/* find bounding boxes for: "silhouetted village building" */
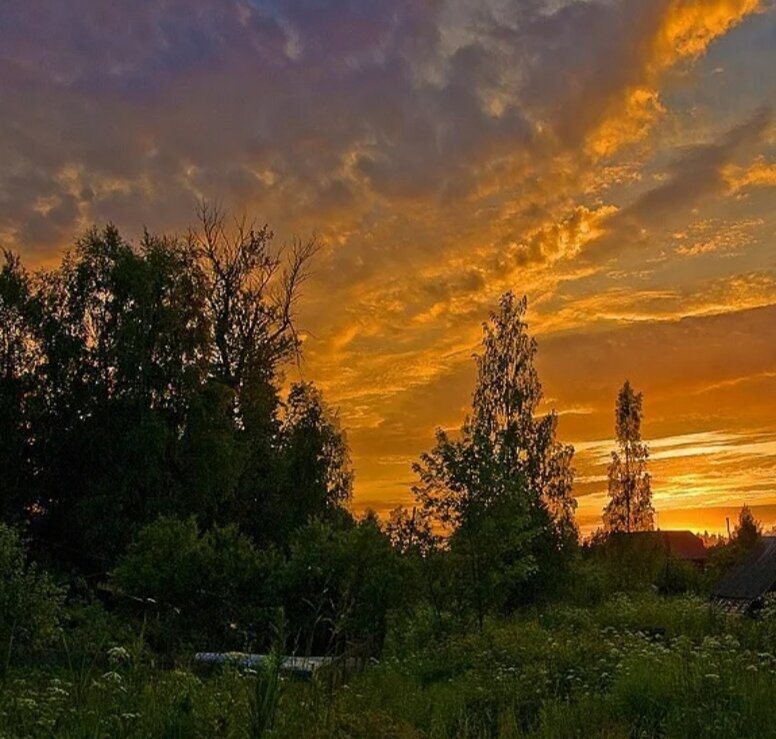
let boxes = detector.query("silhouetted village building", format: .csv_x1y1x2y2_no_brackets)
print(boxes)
608,530,708,568
713,536,776,614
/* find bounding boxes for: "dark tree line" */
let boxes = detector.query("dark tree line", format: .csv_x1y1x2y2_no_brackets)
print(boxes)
0,207,350,571
1,220,590,653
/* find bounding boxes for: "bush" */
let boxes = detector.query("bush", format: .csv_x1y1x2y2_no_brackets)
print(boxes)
112,517,281,652
0,523,64,652
283,514,406,655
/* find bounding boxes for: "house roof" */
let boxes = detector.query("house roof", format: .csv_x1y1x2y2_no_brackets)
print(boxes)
610,530,707,561
713,536,776,603
658,531,708,561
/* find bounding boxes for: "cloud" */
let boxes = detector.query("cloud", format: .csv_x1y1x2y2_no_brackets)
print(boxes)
579,107,771,264
0,0,763,255
0,0,772,527
725,155,776,191
673,217,764,256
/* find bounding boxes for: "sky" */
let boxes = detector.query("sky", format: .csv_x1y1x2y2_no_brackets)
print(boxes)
1,0,775,535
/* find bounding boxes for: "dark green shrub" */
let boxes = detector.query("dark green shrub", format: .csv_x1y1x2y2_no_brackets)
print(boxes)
0,523,64,653
113,517,281,652
283,514,406,655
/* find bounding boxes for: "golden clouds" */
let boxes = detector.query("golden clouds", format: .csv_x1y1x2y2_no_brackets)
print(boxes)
1,0,774,532
725,157,776,192
673,217,765,256
586,0,763,157
539,272,776,334
506,205,619,266
589,88,666,157
655,0,762,63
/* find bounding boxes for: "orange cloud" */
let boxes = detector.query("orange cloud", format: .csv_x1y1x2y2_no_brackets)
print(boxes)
725,157,776,192
587,0,763,156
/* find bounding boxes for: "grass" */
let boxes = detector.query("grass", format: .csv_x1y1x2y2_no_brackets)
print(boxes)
4,593,776,737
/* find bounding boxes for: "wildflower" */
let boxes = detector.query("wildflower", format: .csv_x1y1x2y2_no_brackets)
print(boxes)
100,671,125,687
108,646,131,666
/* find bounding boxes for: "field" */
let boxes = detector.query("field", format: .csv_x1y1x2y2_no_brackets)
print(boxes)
4,593,776,739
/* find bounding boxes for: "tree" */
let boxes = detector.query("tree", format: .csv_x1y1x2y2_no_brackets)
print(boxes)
233,380,354,547
470,294,576,536
706,505,763,583
113,517,282,651
189,204,321,547
733,504,761,550
282,513,404,654
603,381,654,533
190,203,317,404
386,506,449,624
412,293,577,624
0,252,39,523
28,226,211,563
0,208,338,569
0,523,64,651
280,382,353,525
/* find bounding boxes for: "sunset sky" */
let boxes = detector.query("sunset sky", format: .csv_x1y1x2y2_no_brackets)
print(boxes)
1,0,775,535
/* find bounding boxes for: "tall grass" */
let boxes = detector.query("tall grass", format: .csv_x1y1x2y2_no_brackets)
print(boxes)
248,610,286,737
3,594,776,737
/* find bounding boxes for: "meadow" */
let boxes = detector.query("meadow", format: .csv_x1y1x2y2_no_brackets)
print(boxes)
4,592,776,738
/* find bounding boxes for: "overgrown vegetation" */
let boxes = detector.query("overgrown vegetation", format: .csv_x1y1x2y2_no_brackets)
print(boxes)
0,214,771,736
5,592,776,737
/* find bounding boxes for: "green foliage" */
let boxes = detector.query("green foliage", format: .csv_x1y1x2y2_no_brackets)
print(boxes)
0,252,38,525
248,612,287,737
113,517,281,651
578,535,704,597
0,523,64,653
733,504,762,551
284,383,353,504
278,594,776,738
603,380,654,533
272,381,354,539
283,514,406,654
0,214,330,568
4,593,776,737
704,506,764,589
412,293,577,627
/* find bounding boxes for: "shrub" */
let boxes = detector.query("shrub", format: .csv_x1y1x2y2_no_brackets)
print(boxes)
0,523,64,652
283,514,406,655
113,517,280,652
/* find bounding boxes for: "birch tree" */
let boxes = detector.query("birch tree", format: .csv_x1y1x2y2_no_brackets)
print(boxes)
603,380,655,533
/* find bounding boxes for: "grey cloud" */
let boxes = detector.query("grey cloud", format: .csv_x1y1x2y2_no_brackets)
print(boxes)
581,107,772,264
0,0,762,261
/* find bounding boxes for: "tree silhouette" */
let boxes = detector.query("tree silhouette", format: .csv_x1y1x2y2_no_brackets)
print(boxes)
0,211,345,568
412,293,577,624
733,504,761,550
603,380,655,533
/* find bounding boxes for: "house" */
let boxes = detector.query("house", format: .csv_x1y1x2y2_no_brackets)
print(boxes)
607,530,708,568
712,536,776,613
